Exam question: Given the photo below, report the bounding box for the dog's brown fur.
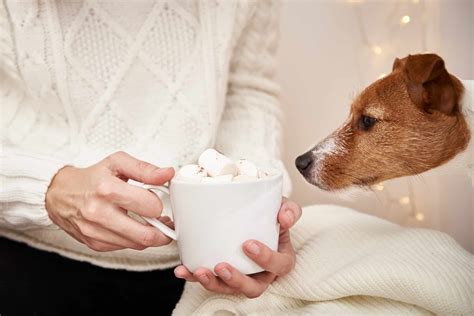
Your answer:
[296,54,471,190]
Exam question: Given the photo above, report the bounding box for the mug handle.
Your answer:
[129,182,177,241]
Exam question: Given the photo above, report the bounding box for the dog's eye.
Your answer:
[359,115,377,131]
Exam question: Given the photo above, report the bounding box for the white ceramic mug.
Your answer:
[132,170,283,275]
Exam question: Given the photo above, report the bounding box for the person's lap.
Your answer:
[0,237,185,315]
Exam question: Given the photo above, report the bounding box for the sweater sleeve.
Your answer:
[0,3,67,230]
[0,149,66,229]
[215,0,292,195]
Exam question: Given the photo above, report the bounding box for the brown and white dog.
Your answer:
[295,53,473,190]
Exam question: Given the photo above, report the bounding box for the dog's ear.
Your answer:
[398,54,460,115]
[392,57,402,71]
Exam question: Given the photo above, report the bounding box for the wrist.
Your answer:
[45,165,76,215]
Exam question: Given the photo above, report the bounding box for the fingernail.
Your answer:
[198,274,209,284]
[285,210,294,223]
[218,268,232,280]
[174,267,183,278]
[246,241,260,255]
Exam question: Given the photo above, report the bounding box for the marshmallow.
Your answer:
[201,174,234,183]
[236,159,258,177]
[176,149,275,183]
[198,148,238,177]
[233,175,258,182]
[178,164,207,179]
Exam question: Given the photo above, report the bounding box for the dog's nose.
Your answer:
[295,152,313,173]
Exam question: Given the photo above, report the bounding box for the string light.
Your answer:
[372,183,385,191]
[400,15,411,25]
[372,45,383,55]
[377,73,387,79]
[415,213,425,221]
[399,196,410,205]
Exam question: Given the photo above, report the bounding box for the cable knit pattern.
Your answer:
[0,0,289,269]
[174,205,474,315]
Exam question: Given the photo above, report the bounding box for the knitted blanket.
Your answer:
[173,205,473,315]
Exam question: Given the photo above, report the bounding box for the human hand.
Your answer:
[174,198,302,298]
[45,151,175,252]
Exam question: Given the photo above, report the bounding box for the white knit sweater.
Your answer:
[0,0,289,269]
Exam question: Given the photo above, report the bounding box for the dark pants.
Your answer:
[0,237,185,316]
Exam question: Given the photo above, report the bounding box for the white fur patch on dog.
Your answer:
[311,137,346,185]
[313,137,336,156]
[312,137,346,157]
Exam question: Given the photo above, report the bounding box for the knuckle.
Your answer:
[205,283,221,293]
[141,229,158,247]
[136,160,158,175]
[82,206,98,221]
[136,160,151,170]
[280,260,294,276]
[105,151,128,167]
[279,230,292,244]
[76,222,94,238]
[95,181,115,199]
[259,251,273,267]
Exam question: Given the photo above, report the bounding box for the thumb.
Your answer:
[105,151,175,184]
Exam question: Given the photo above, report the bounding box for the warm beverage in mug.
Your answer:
[133,149,283,274]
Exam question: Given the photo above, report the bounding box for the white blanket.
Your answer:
[173,205,473,315]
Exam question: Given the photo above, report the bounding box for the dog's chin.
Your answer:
[302,174,339,191]
[303,175,374,201]
[310,180,332,191]
[301,172,331,191]
[303,173,377,192]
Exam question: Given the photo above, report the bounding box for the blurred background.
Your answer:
[277,0,473,252]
